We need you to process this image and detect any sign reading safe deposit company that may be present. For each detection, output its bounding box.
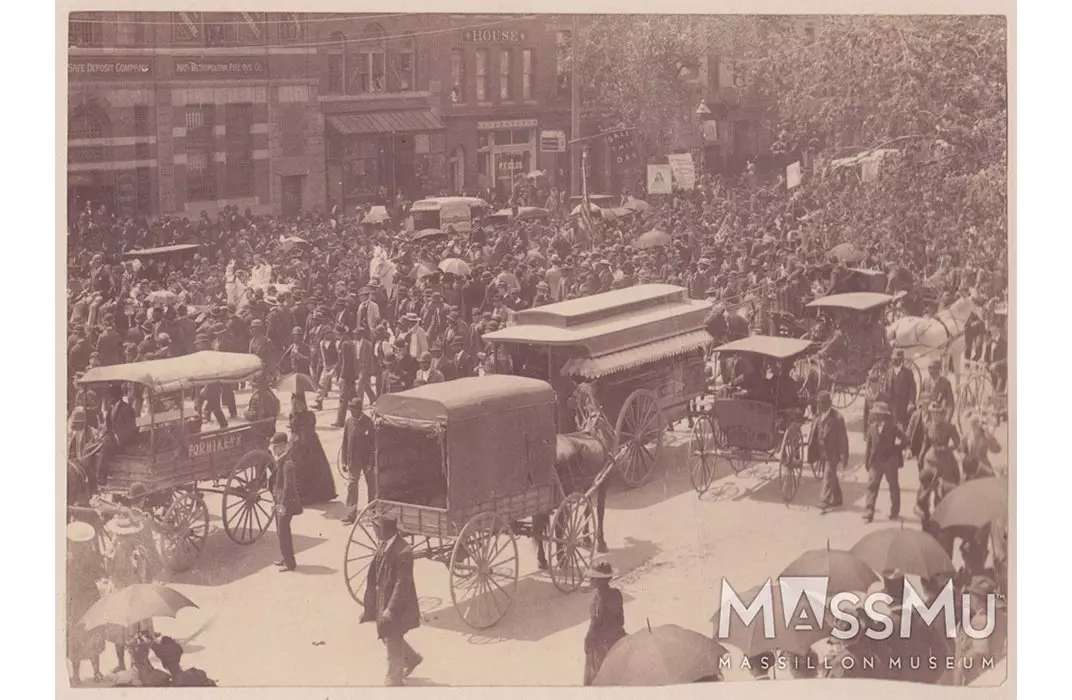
[173,57,268,79]
[69,58,155,81]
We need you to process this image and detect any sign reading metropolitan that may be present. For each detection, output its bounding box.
[462,29,528,43]
[69,58,154,80]
[173,57,268,79]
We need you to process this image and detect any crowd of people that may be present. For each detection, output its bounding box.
[65,156,1009,687]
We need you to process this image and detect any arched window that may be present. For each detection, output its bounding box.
[326,32,345,94]
[450,145,466,194]
[353,23,386,93]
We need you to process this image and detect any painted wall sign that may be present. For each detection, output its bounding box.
[173,57,267,79]
[187,431,244,459]
[68,58,154,80]
[461,29,528,43]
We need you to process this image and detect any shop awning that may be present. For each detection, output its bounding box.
[327,110,445,135]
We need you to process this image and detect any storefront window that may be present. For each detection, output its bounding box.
[499,49,513,101]
[476,49,489,102]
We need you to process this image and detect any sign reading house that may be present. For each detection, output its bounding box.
[462,28,528,43]
[173,57,267,79]
[68,58,154,80]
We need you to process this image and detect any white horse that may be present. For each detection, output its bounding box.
[886,295,981,387]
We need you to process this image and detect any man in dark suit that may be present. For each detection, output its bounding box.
[807,390,849,514]
[269,432,303,572]
[341,398,375,526]
[884,349,917,428]
[863,402,908,522]
[361,516,422,686]
[333,325,357,428]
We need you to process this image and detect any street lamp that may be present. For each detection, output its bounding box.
[695,102,712,177]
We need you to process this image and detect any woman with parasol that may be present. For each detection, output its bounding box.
[287,390,337,506]
[582,561,627,685]
[66,521,106,685]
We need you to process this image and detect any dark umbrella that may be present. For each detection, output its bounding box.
[80,584,198,631]
[932,476,1009,529]
[276,372,318,394]
[593,624,728,686]
[635,230,672,249]
[711,582,828,657]
[780,548,880,596]
[850,528,954,578]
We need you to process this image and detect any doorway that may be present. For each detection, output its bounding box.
[281,175,303,218]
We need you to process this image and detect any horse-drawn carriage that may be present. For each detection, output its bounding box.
[69,352,278,573]
[343,376,615,630]
[481,284,712,489]
[805,292,897,409]
[689,336,820,501]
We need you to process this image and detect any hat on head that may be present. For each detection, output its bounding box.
[270,432,289,446]
[402,312,421,323]
[105,515,144,537]
[419,351,432,362]
[587,560,614,580]
[929,358,942,369]
[448,336,463,347]
[870,402,891,417]
[66,520,96,543]
[892,348,905,359]
[291,326,303,335]
[348,397,364,410]
[250,319,264,328]
[816,390,832,405]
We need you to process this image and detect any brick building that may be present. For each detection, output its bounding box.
[67,11,325,219]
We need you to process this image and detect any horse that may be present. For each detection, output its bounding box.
[886,295,981,388]
[531,384,614,570]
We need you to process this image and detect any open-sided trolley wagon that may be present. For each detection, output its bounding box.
[343,376,612,631]
[73,351,277,573]
[481,284,713,489]
[689,336,819,502]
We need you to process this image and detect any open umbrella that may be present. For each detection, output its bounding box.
[932,477,1009,529]
[279,236,309,253]
[622,198,652,212]
[412,228,447,242]
[147,290,180,307]
[276,372,318,395]
[828,242,866,263]
[79,584,198,631]
[571,202,603,217]
[438,258,471,277]
[711,582,828,657]
[850,528,954,578]
[635,230,672,249]
[780,549,880,596]
[362,206,390,224]
[411,263,438,280]
[593,624,728,686]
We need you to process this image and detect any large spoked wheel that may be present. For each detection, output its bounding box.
[449,511,519,630]
[336,443,354,482]
[779,424,804,503]
[688,415,719,495]
[222,449,276,545]
[547,493,597,593]
[721,425,753,474]
[343,504,381,606]
[157,490,210,573]
[955,374,988,434]
[831,381,859,410]
[613,388,664,489]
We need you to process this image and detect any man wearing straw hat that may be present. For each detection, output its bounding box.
[863,401,908,522]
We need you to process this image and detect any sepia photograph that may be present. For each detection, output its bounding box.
[58,0,1013,692]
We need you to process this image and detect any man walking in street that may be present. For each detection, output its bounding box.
[863,402,907,522]
[340,397,375,526]
[807,391,848,514]
[361,516,423,686]
[269,432,302,572]
[333,325,357,428]
[884,349,917,428]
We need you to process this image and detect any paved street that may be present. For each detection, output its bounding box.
[142,392,1008,686]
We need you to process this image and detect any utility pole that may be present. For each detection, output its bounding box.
[569,13,581,198]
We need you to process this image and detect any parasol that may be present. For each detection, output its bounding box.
[828,243,866,263]
[411,263,439,280]
[594,624,727,686]
[275,372,318,395]
[622,198,652,212]
[79,584,198,631]
[780,549,880,596]
[635,230,672,249]
[932,476,1009,529]
[571,202,603,217]
[362,206,391,224]
[279,236,309,253]
[438,258,472,277]
[850,528,954,578]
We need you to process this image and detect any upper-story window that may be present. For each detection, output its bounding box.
[205,14,237,47]
[69,13,102,47]
[353,23,386,93]
[476,49,489,102]
[115,12,147,46]
[326,32,345,94]
[450,49,467,104]
[499,49,514,101]
[522,49,534,100]
[395,33,415,92]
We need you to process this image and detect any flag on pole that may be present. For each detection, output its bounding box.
[579,148,597,233]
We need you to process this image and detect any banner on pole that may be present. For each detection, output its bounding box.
[786,161,802,189]
[647,165,672,195]
[667,154,696,190]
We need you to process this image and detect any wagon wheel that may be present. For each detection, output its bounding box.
[336,443,354,483]
[449,511,519,630]
[955,373,988,434]
[222,449,276,545]
[830,381,859,410]
[613,388,664,489]
[156,490,210,573]
[343,504,381,606]
[688,415,719,494]
[547,492,597,593]
[779,423,804,503]
[720,425,753,474]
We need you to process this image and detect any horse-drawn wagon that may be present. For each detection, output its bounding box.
[689,336,820,501]
[70,351,278,573]
[481,284,713,489]
[343,376,615,631]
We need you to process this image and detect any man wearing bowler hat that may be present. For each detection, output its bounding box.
[340,397,375,526]
[863,402,908,522]
[361,516,422,685]
[807,390,848,514]
[269,432,302,571]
